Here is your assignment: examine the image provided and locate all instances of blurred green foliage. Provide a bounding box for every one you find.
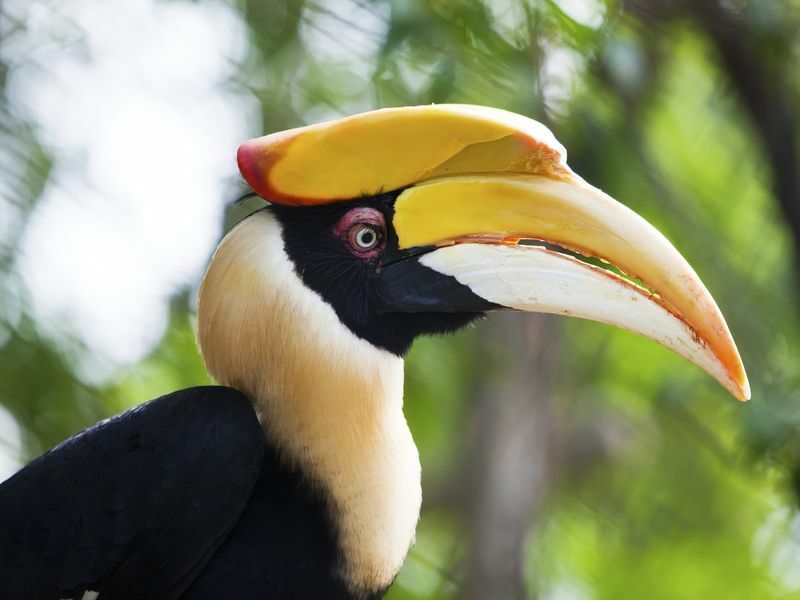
[2,0,800,597]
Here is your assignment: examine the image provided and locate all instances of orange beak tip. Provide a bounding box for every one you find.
[738,378,751,402]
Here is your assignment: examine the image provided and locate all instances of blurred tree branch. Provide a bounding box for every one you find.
[626,0,800,277]
[459,313,561,600]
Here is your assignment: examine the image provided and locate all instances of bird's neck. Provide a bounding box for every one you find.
[197,211,421,594]
[254,342,420,594]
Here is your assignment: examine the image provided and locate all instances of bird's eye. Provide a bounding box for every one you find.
[334,206,386,258]
[350,225,381,251]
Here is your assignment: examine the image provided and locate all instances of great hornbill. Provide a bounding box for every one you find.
[0,105,749,599]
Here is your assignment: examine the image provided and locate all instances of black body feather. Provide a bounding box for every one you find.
[0,387,371,599]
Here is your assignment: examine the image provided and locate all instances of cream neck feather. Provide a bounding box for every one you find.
[196,211,421,593]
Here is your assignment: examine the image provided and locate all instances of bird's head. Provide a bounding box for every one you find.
[197,104,749,404]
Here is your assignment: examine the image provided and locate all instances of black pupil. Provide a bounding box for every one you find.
[359,228,375,246]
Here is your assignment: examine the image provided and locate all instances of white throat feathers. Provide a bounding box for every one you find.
[196,210,422,593]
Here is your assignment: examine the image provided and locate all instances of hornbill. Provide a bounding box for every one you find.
[0,105,749,599]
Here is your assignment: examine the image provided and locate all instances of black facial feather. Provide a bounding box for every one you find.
[269,193,484,356]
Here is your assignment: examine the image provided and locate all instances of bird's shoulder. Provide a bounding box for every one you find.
[0,386,265,600]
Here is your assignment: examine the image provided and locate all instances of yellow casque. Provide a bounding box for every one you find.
[237,104,571,204]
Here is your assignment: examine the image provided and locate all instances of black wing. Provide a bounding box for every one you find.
[0,386,264,600]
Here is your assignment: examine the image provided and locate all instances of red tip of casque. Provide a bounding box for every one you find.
[237,140,271,200]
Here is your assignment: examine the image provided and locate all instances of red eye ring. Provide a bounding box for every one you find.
[333,207,386,259]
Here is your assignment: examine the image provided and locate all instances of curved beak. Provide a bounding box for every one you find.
[380,172,750,401]
[234,104,748,401]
